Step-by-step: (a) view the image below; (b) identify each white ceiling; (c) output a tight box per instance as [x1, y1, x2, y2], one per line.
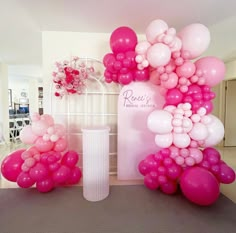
[1, 0, 236, 77]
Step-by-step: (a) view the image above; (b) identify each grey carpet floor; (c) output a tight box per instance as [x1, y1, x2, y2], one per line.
[0, 185, 235, 233]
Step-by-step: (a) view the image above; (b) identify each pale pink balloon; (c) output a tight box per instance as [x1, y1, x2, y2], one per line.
[40, 114, 54, 126]
[173, 133, 191, 148]
[178, 23, 210, 59]
[147, 43, 171, 67]
[147, 110, 173, 134]
[20, 125, 38, 144]
[35, 137, 54, 152]
[31, 120, 49, 136]
[203, 115, 224, 147]
[155, 133, 173, 148]
[145, 19, 168, 44]
[170, 37, 182, 52]
[135, 40, 151, 54]
[185, 157, 195, 166]
[194, 56, 226, 87]
[189, 122, 209, 141]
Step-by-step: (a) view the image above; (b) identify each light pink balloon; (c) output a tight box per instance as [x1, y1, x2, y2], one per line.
[147, 110, 173, 134]
[149, 70, 161, 85]
[173, 133, 191, 148]
[31, 120, 49, 136]
[40, 114, 54, 126]
[189, 122, 208, 141]
[147, 43, 171, 67]
[35, 137, 54, 152]
[178, 23, 210, 59]
[54, 138, 68, 152]
[155, 133, 173, 148]
[189, 148, 203, 164]
[20, 125, 38, 144]
[145, 19, 168, 44]
[135, 40, 151, 55]
[194, 56, 226, 87]
[203, 115, 224, 147]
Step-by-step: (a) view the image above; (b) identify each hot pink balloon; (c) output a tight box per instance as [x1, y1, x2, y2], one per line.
[166, 88, 183, 105]
[133, 68, 149, 81]
[17, 172, 35, 188]
[29, 163, 49, 182]
[160, 180, 178, 195]
[36, 177, 54, 193]
[52, 165, 71, 184]
[67, 167, 82, 185]
[61, 151, 79, 168]
[195, 56, 226, 87]
[110, 26, 138, 54]
[144, 174, 159, 190]
[219, 164, 236, 184]
[180, 167, 220, 206]
[118, 72, 133, 85]
[1, 149, 25, 182]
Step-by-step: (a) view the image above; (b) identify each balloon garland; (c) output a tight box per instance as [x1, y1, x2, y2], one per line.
[1, 113, 82, 193]
[103, 19, 235, 206]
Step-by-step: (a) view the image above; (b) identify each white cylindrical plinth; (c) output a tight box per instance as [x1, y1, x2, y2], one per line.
[82, 126, 110, 201]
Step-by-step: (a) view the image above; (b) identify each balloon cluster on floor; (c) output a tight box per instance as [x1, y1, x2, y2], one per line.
[1, 113, 82, 193]
[103, 19, 235, 206]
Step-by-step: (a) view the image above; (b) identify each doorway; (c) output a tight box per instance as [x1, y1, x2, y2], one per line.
[224, 79, 236, 146]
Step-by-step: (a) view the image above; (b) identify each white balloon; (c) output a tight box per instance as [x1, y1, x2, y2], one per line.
[178, 23, 210, 59]
[147, 110, 173, 134]
[155, 133, 173, 148]
[189, 122, 208, 141]
[145, 19, 168, 44]
[173, 133, 191, 148]
[147, 43, 171, 67]
[203, 115, 224, 147]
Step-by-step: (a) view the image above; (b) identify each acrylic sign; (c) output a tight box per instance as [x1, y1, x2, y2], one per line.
[117, 81, 165, 180]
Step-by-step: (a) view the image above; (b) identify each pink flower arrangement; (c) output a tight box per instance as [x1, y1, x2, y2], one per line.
[52, 56, 94, 98]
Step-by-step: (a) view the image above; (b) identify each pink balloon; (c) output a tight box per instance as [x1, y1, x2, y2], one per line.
[36, 177, 54, 193]
[61, 151, 79, 168]
[147, 43, 171, 67]
[118, 72, 133, 85]
[52, 165, 71, 184]
[167, 164, 182, 180]
[180, 167, 220, 206]
[173, 133, 191, 148]
[35, 137, 54, 152]
[133, 68, 149, 81]
[160, 180, 178, 195]
[155, 133, 173, 148]
[203, 147, 221, 165]
[149, 70, 161, 85]
[1, 149, 25, 182]
[17, 172, 35, 188]
[135, 40, 151, 54]
[54, 138, 67, 152]
[144, 174, 159, 190]
[29, 163, 49, 182]
[40, 114, 54, 126]
[166, 88, 183, 105]
[19, 125, 38, 144]
[31, 120, 49, 136]
[176, 61, 196, 78]
[161, 72, 178, 89]
[103, 53, 116, 67]
[195, 56, 226, 87]
[110, 26, 137, 54]
[219, 164, 236, 184]
[138, 160, 150, 176]
[67, 167, 82, 185]
[145, 19, 168, 44]
[178, 23, 210, 59]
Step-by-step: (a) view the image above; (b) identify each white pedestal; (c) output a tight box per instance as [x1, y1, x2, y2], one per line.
[82, 126, 110, 201]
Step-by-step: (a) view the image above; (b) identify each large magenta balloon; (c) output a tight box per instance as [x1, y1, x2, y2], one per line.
[110, 26, 138, 54]
[180, 167, 220, 206]
[1, 149, 25, 182]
